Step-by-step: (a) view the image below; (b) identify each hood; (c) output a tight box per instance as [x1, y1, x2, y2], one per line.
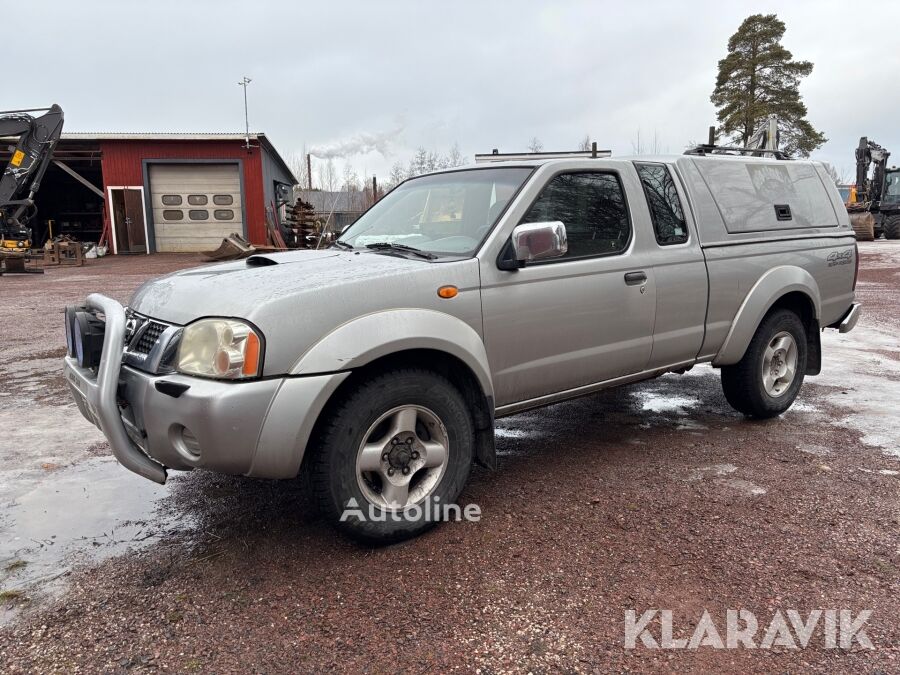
[131, 249, 427, 324]
[128, 249, 483, 375]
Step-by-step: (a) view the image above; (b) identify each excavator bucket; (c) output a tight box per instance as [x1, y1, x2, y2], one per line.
[849, 212, 875, 241]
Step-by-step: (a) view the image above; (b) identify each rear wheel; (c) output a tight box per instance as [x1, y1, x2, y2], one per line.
[884, 215, 900, 240]
[721, 309, 807, 418]
[309, 369, 474, 543]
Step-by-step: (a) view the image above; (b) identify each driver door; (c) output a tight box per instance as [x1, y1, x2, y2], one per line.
[479, 167, 657, 407]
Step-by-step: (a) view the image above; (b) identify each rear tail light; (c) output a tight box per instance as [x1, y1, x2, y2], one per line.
[852, 242, 860, 291]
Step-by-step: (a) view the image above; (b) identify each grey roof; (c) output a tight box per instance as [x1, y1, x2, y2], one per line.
[298, 190, 369, 213]
[62, 132, 262, 140]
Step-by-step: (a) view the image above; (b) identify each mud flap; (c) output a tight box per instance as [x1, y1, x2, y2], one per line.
[474, 426, 497, 470]
[806, 321, 821, 376]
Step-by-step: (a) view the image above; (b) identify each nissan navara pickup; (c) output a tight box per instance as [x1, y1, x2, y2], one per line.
[64, 153, 861, 542]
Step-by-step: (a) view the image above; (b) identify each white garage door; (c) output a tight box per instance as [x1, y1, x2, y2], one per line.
[149, 164, 243, 252]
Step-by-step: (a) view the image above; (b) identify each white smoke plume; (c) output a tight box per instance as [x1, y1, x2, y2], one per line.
[310, 125, 404, 159]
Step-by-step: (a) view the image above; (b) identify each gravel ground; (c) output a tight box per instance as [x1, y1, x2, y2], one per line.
[0, 245, 898, 673]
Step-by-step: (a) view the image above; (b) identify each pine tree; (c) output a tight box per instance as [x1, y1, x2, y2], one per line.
[711, 14, 825, 157]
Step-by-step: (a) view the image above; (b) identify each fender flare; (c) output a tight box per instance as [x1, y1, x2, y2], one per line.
[290, 309, 495, 402]
[713, 266, 821, 366]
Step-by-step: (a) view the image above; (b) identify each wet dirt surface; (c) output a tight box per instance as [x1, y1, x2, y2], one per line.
[0, 246, 898, 672]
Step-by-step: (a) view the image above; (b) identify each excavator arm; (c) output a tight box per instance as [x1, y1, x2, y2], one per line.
[0, 104, 64, 244]
[854, 136, 890, 204]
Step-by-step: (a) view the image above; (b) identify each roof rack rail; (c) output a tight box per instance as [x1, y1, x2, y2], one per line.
[475, 142, 612, 163]
[684, 144, 790, 160]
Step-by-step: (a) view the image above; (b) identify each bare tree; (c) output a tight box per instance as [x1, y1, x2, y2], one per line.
[342, 162, 360, 192]
[821, 162, 849, 186]
[447, 142, 464, 167]
[631, 129, 664, 155]
[318, 158, 337, 192]
[388, 161, 406, 188]
[578, 134, 591, 151]
[528, 137, 544, 153]
[400, 143, 466, 180]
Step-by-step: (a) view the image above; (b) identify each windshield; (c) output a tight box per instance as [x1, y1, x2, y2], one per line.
[884, 170, 900, 204]
[337, 167, 532, 257]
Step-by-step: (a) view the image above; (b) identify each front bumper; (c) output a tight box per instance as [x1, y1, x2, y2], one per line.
[64, 294, 348, 483]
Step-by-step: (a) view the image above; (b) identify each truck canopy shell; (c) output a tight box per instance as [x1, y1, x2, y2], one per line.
[672, 155, 851, 247]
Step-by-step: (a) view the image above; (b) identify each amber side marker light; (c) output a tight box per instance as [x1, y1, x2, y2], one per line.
[242, 332, 261, 376]
[437, 285, 458, 299]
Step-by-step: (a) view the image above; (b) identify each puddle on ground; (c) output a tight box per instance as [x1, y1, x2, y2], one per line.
[0, 457, 192, 625]
[816, 327, 900, 458]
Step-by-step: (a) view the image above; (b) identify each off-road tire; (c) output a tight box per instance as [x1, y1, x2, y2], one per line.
[721, 309, 808, 419]
[309, 369, 473, 544]
[884, 215, 900, 240]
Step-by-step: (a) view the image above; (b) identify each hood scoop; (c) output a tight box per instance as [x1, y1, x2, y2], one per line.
[246, 254, 280, 266]
[243, 250, 342, 267]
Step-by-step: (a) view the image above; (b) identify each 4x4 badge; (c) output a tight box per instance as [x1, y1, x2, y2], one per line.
[827, 250, 852, 266]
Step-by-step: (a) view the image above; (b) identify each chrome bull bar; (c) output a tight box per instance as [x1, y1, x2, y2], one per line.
[65, 293, 168, 484]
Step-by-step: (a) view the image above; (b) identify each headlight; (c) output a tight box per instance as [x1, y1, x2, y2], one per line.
[176, 318, 263, 379]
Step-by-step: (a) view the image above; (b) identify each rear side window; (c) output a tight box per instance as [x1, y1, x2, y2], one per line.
[692, 159, 838, 232]
[636, 163, 688, 245]
[521, 172, 630, 259]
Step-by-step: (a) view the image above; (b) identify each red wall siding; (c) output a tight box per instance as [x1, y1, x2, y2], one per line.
[100, 140, 267, 247]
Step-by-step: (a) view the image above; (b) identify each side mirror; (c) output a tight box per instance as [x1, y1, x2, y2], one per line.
[499, 221, 567, 269]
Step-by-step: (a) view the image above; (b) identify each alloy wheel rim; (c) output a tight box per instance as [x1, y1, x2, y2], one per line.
[761, 331, 798, 397]
[355, 405, 450, 511]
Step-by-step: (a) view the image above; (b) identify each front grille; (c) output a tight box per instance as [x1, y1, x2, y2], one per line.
[133, 321, 167, 354]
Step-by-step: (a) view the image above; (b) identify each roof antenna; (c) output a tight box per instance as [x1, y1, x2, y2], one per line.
[238, 76, 252, 151]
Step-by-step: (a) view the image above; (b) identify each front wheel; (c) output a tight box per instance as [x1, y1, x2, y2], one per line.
[309, 368, 474, 543]
[721, 309, 807, 418]
[884, 215, 900, 240]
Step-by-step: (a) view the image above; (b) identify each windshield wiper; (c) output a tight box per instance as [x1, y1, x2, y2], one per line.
[331, 239, 354, 250]
[364, 242, 438, 260]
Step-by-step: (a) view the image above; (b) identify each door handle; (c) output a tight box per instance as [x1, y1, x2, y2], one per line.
[624, 271, 647, 286]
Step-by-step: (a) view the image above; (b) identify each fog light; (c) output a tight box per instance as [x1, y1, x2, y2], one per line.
[181, 427, 201, 458]
[74, 311, 104, 368]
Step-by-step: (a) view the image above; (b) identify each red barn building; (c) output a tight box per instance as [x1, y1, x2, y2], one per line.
[15, 133, 296, 253]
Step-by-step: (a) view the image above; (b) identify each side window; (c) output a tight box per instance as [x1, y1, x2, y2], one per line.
[636, 163, 689, 245]
[520, 172, 630, 259]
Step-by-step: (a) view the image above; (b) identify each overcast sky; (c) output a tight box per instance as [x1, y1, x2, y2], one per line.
[7, 0, 900, 183]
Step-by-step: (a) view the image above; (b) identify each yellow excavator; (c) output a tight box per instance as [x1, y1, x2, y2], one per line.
[0, 104, 64, 271]
[846, 137, 900, 241]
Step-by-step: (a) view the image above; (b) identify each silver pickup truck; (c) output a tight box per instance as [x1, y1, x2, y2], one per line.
[64, 153, 861, 542]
